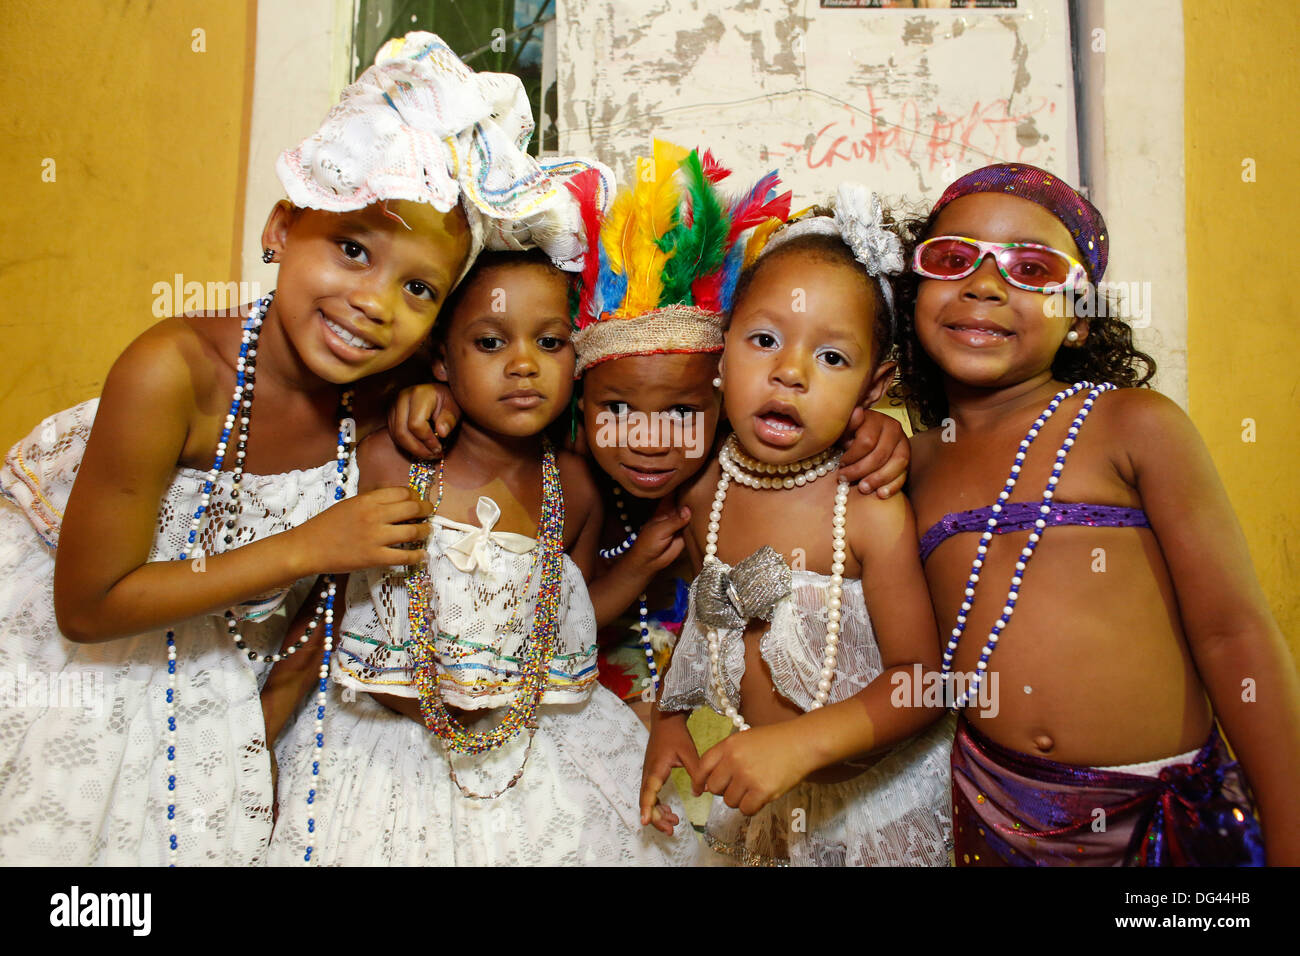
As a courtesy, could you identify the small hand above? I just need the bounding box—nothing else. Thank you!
[388,383,461,459]
[691,721,814,817]
[640,714,700,835]
[838,406,910,498]
[622,500,691,575]
[292,486,433,574]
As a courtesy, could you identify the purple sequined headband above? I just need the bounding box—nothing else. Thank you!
[930,164,1109,282]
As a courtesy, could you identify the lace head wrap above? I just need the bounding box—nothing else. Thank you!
[566,140,791,375]
[929,163,1109,281]
[276,32,607,284]
[755,183,906,329]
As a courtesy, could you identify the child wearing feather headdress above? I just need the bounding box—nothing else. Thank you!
[388,143,915,730]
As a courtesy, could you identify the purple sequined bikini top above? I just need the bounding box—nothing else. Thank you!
[919,501,1149,563]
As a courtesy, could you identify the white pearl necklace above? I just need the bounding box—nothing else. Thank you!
[719,437,838,489]
[704,437,849,731]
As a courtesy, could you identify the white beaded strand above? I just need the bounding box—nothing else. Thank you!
[704,437,849,730]
[598,486,638,559]
[940,382,1114,708]
[167,292,355,866]
[639,594,658,691]
[599,487,657,689]
[165,630,178,865]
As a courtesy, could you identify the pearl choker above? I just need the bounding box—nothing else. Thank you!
[704,436,849,730]
[719,435,840,489]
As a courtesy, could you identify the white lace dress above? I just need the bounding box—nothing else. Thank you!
[268,495,702,866]
[0,399,353,865]
[660,565,955,866]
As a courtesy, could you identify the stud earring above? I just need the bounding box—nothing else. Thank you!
[712,377,722,388]
[262,248,275,264]
[1066,330,1080,343]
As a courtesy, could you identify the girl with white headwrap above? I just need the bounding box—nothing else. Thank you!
[0,33,594,866]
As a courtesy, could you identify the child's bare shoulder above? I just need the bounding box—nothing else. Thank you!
[556,447,597,490]
[1093,386,1185,427]
[907,425,943,484]
[678,455,722,512]
[846,480,915,569]
[356,428,414,492]
[102,318,215,412]
[1089,387,1195,463]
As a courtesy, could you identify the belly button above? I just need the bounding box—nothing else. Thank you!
[1032,734,1054,753]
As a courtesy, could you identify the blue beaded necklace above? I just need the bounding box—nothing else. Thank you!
[599,487,658,691]
[941,381,1115,708]
[168,292,354,865]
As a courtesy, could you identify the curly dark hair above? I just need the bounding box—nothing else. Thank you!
[729,205,918,367]
[887,208,1157,430]
[429,247,564,349]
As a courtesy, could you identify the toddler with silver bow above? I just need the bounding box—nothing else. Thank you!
[643,185,955,866]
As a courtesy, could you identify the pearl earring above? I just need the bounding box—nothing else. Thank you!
[1066,330,1080,343]
[712,377,722,388]
[262,248,275,264]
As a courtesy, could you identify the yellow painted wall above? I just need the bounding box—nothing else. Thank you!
[1185,1,1299,648]
[0,1,255,452]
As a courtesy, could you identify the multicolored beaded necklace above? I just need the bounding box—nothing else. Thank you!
[169,291,354,865]
[407,440,565,799]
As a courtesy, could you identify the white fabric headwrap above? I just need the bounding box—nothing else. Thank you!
[276,32,610,285]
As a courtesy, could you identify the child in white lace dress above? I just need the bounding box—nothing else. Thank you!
[646,188,954,866]
[0,33,581,865]
[268,250,700,865]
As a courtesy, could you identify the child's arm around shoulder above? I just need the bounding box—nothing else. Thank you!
[1108,388,1300,863]
[556,449,603,582]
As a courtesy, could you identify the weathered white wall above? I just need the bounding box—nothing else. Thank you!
[555,0,1186,404]
[239,0,1186,403]
[557,0,1075,209]
[1094,0,1186,406]
[240,0,354,285]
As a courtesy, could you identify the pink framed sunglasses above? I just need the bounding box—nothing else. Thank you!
[913,236,1088,293]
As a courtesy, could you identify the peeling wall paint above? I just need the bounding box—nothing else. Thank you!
[557,0,1075,207]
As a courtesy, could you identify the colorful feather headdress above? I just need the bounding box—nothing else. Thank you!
[565,141,792,375]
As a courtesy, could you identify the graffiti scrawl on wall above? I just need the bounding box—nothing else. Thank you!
[558,0,1073,207]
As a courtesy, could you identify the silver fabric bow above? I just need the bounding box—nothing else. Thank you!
[692,546,792,632]
[833,184,906,278]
